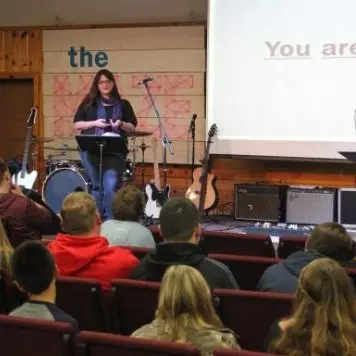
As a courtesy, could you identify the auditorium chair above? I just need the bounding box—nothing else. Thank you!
[0,314,75,356]
[277,236,307,259]
[213,289,293,352]
[0,273,6,313]
[56,276,110,332]
[201,231,276,257]
[208,254,279,290]
[214,349,278,356]
[112,279,160,335]
[121,246,152,260]
[149,225,163,243]
[76,331,200,356]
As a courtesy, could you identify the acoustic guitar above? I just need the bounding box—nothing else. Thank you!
[186,124,218,214]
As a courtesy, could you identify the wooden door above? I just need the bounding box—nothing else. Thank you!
[0,79,34,163]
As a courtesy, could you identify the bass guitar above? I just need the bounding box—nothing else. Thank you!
[186,124,218,214]
[12,107,38,189]
[145,138,171,219]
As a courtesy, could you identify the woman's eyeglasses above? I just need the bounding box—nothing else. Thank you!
[98,80,112,85]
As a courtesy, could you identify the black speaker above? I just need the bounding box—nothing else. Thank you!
[338,188,356,228]
[234,184,287,222]
[286,187,337,225]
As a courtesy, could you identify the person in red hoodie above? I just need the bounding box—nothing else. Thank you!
[47,191,138,290]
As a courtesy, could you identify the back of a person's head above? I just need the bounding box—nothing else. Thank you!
[0,219,13,272]
[271,258,356,356]
[0,158,9,184]
[11,241,55,295]
[306,222,354,262]
[159,198,199,242]
[156,265,223,340]
[60,192,97,235]
[112,184,145,222]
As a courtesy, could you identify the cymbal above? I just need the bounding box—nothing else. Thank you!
[44,146,78,152]
[15,137,54,143]
[127,130,153,137]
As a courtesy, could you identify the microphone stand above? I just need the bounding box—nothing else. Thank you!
[190,119,196,182]
[142,80,174,187]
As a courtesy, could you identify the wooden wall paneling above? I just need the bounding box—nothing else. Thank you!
[43,49,205,73]
[42,26,206,166]
[42,26,205,51]
[0,31,6,72]
[42,72,205,96]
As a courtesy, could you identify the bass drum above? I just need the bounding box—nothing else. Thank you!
[42,168,89,214]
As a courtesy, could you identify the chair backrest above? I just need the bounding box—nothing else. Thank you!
[76,331,200,356]
[214,289,293,352]
[214,349,279,356]
[201,231,276,257]
[56,276,109,332]
[121,246,152,260]
[208,254,279,290]
[277,236,307,259]
[149,225,163,243]
[112,279,160,335]
[0,273,6,313]
[0,314,75,356]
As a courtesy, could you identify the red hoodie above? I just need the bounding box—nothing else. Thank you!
[47,233,138,290]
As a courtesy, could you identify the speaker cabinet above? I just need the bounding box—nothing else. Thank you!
[234,184,287,222]
[286,187,337,225]
[338,188,356,228]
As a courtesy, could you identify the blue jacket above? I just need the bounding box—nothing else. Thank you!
[257,250,320,293]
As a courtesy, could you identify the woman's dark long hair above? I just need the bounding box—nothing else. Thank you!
[83,69,121,109]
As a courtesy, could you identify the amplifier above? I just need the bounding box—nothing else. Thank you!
[338,188,356,228]
[286,187,337,224]
[234,184,287,222]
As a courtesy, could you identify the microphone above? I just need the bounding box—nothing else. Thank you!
[138,77,154,85]
[188,114,197,133]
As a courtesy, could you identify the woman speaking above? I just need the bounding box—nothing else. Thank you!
[73,69,137,219]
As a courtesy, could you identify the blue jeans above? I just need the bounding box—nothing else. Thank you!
[80,151,125,219]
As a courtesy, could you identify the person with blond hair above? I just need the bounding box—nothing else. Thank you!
[0,219,13,273]
[47,192,138,290]
[265,258,356,356]
[132,265,239,355]
[101,184,155,248]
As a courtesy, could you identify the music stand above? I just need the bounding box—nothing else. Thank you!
[339,151,356,163]
[76,134,127,216]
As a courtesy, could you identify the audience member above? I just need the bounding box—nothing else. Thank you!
[0,219,13,273]
[132,265,239,355]
[265,258,356,355]
[131,198,238,289]
[257,222,354,293]
[0,159,57,247]
[10,241,77,328]
[101,184,155,248]
[47,192,138,290]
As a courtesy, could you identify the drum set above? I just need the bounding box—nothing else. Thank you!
[36,131,152,214]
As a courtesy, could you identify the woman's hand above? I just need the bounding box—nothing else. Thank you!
[94,119,110,128]
[110,119,123,129]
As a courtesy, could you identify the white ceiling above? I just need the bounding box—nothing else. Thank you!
[0,0,208,27]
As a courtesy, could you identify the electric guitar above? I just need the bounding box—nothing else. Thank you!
[145,139,171,219]
[12,107,38,189]
[186,124,218,214]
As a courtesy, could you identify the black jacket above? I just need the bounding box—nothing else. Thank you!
[130,242,239,289]
[257,250,320,293]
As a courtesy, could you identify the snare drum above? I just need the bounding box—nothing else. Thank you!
[42,168,88,214]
